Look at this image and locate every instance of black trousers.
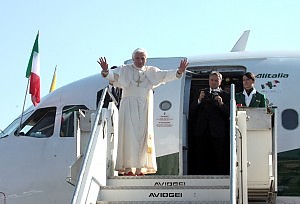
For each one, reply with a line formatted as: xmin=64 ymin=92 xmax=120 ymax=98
xmin=188 ymin=133 xmax=229 ymax=175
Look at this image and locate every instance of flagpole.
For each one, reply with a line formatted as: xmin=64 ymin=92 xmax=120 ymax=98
xmin=49 ymin=65 xmax=57 ymax=93
xmin=18 ymin=31 xmax=40 ymax=135
xmin=17 ymin=77 xmax=30 ymax=135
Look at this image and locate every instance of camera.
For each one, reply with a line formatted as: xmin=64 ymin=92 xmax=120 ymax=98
xmin=202 ymin=91 xmax=219 ymax=105
xmin=210 ymin=91 xmax=219 ymax=100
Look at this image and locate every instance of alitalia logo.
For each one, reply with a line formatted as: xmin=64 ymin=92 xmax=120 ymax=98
xmin=256 ymin=73 xmax=289 ymax=78
xmin=257 ymin=73 xmax=288 ymax=89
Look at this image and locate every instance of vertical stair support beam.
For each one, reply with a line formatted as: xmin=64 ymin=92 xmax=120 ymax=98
xmin=230 ymin=84 xmax=237 ymax=204
xmin=273 ymin=108 xmax=278 ymax=195
xmin=71 ymin=87 xmax=108 ymax=204
xmin=237 ymin=111 xmax=248 ymax=204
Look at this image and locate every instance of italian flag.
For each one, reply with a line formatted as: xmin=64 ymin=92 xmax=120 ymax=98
xmin=26 ymin=32 xmax=40 ymax=106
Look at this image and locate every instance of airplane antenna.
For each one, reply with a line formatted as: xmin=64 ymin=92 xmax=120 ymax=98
xmin=231 ymin=30 xmax=250 ymax=52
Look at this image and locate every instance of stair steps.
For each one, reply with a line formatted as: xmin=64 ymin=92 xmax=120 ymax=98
xmin=97 ymin=175 xmax=230 ymax=203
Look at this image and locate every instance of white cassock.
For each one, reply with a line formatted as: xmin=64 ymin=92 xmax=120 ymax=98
xmin=104 ymin=64 xmax=181 ymax=174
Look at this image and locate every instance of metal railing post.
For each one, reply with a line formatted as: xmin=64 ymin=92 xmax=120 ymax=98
xmin=230 ymin=84 xmax=237 ymax=204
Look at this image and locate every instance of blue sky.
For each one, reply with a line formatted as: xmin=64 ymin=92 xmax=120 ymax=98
xmin=1 ymin=0 xmax=300 ymax=129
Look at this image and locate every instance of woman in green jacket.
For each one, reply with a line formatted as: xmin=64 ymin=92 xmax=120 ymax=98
xmin=236 ymin=72 xmax=266 ymax=107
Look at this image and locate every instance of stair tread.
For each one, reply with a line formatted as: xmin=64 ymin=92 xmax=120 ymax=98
xmin=108 ymin=175 xmax=230 ymax=179
xmin=101 ymin=185 xmax=229 ymax=189
xmin=97 ymin=201 xmax=230 ymax=204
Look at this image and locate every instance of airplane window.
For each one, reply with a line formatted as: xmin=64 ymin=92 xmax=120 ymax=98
xmin=0 ymin=110 xmax=33 ymax=138
xmin=282 ymin=109 xmax=298 ymax=130
xmin=60 ymin=105 xmax=88 ymax=137
xmin=16 ymin=107 xmax=56 ymax=138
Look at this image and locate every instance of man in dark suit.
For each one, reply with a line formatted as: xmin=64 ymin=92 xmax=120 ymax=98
xmin=236 ymin=72 xmax=266 ymax=107
xmin=189 ymin=71 xmax=230 ymax=175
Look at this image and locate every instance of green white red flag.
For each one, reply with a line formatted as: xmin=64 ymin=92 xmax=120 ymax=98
xmin=26 ymin=32 xmax=40 ymax=106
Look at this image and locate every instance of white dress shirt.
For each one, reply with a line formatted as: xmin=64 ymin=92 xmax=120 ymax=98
xmin=243 ymin=88 xmax=256 ymax=107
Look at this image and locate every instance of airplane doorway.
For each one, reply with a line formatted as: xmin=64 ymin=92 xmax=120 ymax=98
xmin=185 ymin=67 xmax=245 ymax=175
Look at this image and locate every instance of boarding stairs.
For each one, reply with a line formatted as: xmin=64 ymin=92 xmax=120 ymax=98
xmin=97 ymin=175 xmax=230 ymax=203
xmin=69 ymin=85 xmax=277 ymax=204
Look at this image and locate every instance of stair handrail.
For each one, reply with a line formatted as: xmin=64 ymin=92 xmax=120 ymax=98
xmin=71 ymin=86 xmax=108 ymax=204
xmin=230 ymin=84 xmax=237 ymax=204
xmin=107 ymin=86 xmax=119 ymax=107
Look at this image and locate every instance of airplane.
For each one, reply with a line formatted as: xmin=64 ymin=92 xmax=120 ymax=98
xmin=0 ymin=30 xmax=300 ymax=203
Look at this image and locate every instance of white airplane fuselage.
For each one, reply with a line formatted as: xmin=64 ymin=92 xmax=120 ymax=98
xmin=1 ymin=51 xmax=300 ymax=203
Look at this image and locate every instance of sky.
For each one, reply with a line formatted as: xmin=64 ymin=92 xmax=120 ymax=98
xmin=1 ymin=0 xmax=300 ymax=129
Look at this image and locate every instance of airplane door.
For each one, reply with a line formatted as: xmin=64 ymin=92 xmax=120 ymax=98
xmin=142 ymin=57 xmax=187 ymax=175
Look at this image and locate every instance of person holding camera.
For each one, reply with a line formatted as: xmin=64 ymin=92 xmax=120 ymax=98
xmin=189 ymin=71 xmax=230 ymax=175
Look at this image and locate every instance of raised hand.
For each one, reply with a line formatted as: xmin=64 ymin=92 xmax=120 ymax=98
xmin=178 ymin=58 xmax=189 ymax=74
xmin=97 ymin=57 xmax=109 ymax=71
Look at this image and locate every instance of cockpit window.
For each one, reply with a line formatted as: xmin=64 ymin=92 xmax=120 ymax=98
xmin=0 ymin=110 xmax=33 ymax=138
xmin=15 ymin=107 xmax=56 ymax=138
xmin=60 ymin=105 xmax=88 ymax=137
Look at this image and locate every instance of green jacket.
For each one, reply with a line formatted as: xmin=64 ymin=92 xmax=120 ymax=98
xmin=235 ymin=91 xmax=266 ymax=107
